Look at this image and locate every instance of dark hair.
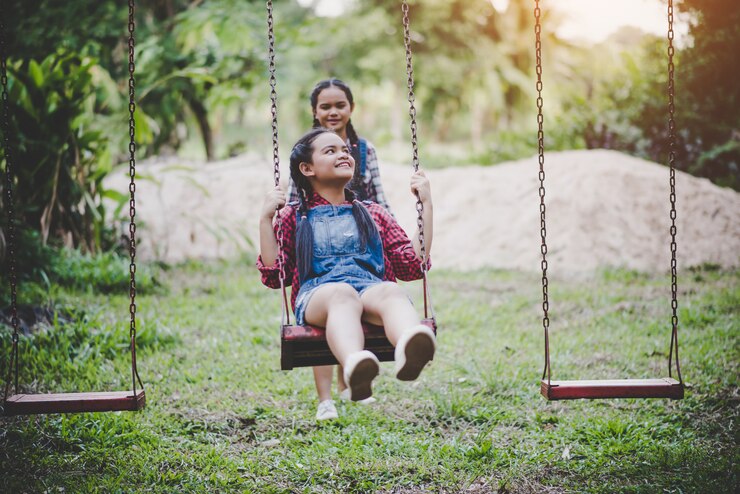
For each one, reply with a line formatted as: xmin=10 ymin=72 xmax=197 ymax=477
xmin=289 ymin=127 xmax=381 ymax=282
xmin=310 ymin=78 xmax=368 ymax=200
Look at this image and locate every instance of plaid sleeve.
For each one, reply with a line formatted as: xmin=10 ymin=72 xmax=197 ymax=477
xmin=256 ymin=205 xmax=296 ymax=289
xmin=287 ymin=177 xmax=301 ymax=204
xmin=364 ymin=142 xmax=394 ymax=216
xmin=369 ymin=203 xmax=429 ymax=281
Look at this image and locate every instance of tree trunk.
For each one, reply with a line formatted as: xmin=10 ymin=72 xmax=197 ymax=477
xmin=187 ymin=96 xmax=214 ymax=162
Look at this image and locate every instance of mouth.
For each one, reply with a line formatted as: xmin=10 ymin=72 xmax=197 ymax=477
xmin=335 ymin=161 xmax=351 ymax=168
xmin=326 ymin=119 xmax=342 ymax=125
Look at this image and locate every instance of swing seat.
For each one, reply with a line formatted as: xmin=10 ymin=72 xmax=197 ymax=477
xmin=3 ymin=390 xmax=146 ymax=416
xmin=281 ymin=318 xmax=436 ymax=370
xmin=540 ymin=378 xmax=683 ymax=400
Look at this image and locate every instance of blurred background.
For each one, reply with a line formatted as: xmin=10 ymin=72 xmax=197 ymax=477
xmin=0 ymin=0 xmax=737 ymax=271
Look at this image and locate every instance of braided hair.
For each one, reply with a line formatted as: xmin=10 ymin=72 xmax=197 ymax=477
xmin=290 ymin=128 xmax=381 ymax=283
xmin=310 ymin=78 xmax=369 ymax=200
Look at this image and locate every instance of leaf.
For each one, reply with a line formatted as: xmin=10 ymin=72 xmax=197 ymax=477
xmin=28 ymin=60 xmax=44 ymax=88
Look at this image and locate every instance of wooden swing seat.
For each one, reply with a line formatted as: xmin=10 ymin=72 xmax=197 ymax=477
xmin=3 ymin=389 xmax=146 ymax=416
xmin=541 ymin=378 xmax=683 ymax=400
xmin=281 ymin=318 xmax=436 ymax=370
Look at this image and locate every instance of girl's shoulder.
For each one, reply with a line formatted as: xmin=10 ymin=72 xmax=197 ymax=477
xmin=277 ymin=202 xmax=300 ymax=222
xmin=363 ymin=200 xmax=392 ymax=222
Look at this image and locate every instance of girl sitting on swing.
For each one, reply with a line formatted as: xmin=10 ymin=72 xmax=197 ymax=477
xmin=290 ymin=78 xmax=392 ymax=417
xmin=258 ymin=127 xmax=436 ymax=405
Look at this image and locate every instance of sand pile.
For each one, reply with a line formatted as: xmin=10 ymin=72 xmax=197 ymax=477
xmin=106 ymin=149 xmax=740 ymax=274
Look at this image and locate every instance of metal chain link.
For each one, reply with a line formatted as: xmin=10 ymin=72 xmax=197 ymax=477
xmin=666 ymin=0 xmax=682 ymax=382
xmin=534 ymin=0 xmax=551 ymax=382
xmin=266 ymin=0 xmax=290 ymax=324
xmin=401 ymin=3 xmax=426 ymax=252
xmin=128 ymin=0 xmax=143 ymax=392
xmin=402 ymin=0 xmax=432 ymax=318
xmin=1 ymin=5 xmax=20 ymax=400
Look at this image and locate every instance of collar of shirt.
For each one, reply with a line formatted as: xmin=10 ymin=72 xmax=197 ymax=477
xmin=305 ymin=190 xmax=354 ymax=207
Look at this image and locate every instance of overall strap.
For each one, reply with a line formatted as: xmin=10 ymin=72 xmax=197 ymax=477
xmin=358 ymin=138 xmax=368 ymax=176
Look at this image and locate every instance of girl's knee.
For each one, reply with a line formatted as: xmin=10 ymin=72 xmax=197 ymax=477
xmin=327 ymin=283 xmax=362 ymax=305
xmin=369 ymin=282 xmax=408 ymax=301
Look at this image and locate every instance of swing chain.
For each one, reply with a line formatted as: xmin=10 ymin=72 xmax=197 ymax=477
xmin=127 ymin=0 xmax=143 ymax=392
xmin=401 ymin=1 xmax=427 ymax=268
xmin=534 ymin=0 xmax=551 ymax=382
xmin=266 ymin=0 xmax=290 ymax=324
xmin=1 ymin=7 xmax=20 ymax=400
xmin=666 ymin=0 xmax=681 ymax=382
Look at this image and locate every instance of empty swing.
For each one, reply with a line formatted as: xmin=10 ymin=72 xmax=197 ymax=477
xmin=2 ymin=1 xmax=145 ymax=415
xmin=533 ymin=0 xmax=684 ymax=400
xmin=265 ymin=0 xmax=437 ymax=371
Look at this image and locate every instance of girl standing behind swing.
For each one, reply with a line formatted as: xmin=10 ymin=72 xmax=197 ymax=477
xmin=289 ymin=78 xmax=392 ymax=212
xmin=288 ymin=79 xmax=393 ymax=419
xmin=259 ymin=128 xmax=436 ymax=419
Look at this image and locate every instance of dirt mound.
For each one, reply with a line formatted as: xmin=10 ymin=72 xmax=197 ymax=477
xmin=106 ymin=149 xmax=740 ymax=274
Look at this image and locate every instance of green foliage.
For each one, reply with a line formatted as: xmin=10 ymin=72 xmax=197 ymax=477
xmin=0 ymin=245 xmax=161 ymax=308
xmin=0 ymin=304 xmax=177 ymax=395
xmin=134 ymin=1 xmax=266 ymax=160
xmin=0 ymin=50 xmax=123 ymax=254
xmin=676 ymin=0 xmax=740 ymax=189
xmin=552 ymin=2 xmax=740 ymax=189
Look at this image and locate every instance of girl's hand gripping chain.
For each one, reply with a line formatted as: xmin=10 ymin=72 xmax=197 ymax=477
xmin=410 ymin=169 xmax=431 ymax=205
xmin=259 ymin=186 xmax=287 ymax=267
xmin=261 ymin=186 xmax=287 ymax=221
xmin=409 ymin=169 xmax=433 ymax=262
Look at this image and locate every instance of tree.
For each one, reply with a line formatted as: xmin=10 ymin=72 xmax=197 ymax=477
xmin=677 ymin=0 xmax=740 ymax=189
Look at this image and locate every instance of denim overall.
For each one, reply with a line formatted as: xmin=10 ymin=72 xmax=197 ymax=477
xmin=294 ymin=203 xmax=385 ymax=325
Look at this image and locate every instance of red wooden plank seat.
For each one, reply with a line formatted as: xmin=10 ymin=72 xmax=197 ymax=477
xmin=3 ymin=390 xmax=146 ymax=416
xmin=281 ymin=318 xmax=436 ymax=370
xmin=541 ymin=378 xmax=684 ymax=400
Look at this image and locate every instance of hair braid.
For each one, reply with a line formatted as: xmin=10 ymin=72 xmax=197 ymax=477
xmin=345 ymin=120 xmax=368 ymax=200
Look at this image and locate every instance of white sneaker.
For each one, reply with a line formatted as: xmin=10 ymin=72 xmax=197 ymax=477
xmin=342 ymin=350 xmax=380 ymax=401
xmin=339 ymin=388 xmax=377 ymax=404
xmin=315 ymin=399 xmax=338 ymax=421
xmin=394 ymin=325 xmax=436 ymax=381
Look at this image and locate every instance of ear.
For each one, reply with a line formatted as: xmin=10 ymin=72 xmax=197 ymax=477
xmin=299 ymin=161 xmax=315 ymax=177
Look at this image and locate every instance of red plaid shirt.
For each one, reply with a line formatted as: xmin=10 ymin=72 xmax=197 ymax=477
xmin=257 ymin=191 xmax=429 ymax=312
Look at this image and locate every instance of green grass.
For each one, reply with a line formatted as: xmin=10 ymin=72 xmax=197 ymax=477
xmin=1 ymin=259 xmax=737 ymax=493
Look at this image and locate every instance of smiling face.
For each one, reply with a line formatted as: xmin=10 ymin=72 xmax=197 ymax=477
xmin=299 ymin=131 xmax=355 ymax=187
xmin=313 ymin=86 xmax=354 ymax=138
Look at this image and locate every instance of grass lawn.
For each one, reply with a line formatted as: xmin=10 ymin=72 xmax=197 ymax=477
xmin=1 ymin=259 xmax=738 ymax=493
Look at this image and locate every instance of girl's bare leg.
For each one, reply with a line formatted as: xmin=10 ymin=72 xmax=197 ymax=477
xmin=360 ymin=282 xmax=420 ymax=345
xmin=303 ymin=283 xmax=365 ymax=365
xmin=312 ymin=366 xmax=334 ymax=403
xmin=337 ymin=365 xmax=347 ymax=393
xmin=361 ymin=282 xmax=435 ymax=381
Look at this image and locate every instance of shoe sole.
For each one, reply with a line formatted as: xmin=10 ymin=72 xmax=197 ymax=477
xmin=348 ymin=357 xmax=379 ymax=402
xmin=396 ymin=332 xmax=435 ymax=381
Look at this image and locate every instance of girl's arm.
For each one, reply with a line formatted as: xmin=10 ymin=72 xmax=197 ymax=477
xmin=259 ymin=186 xmax=286 ymax=266
xmin=410 ymin=170 xmax=433 ymax=261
